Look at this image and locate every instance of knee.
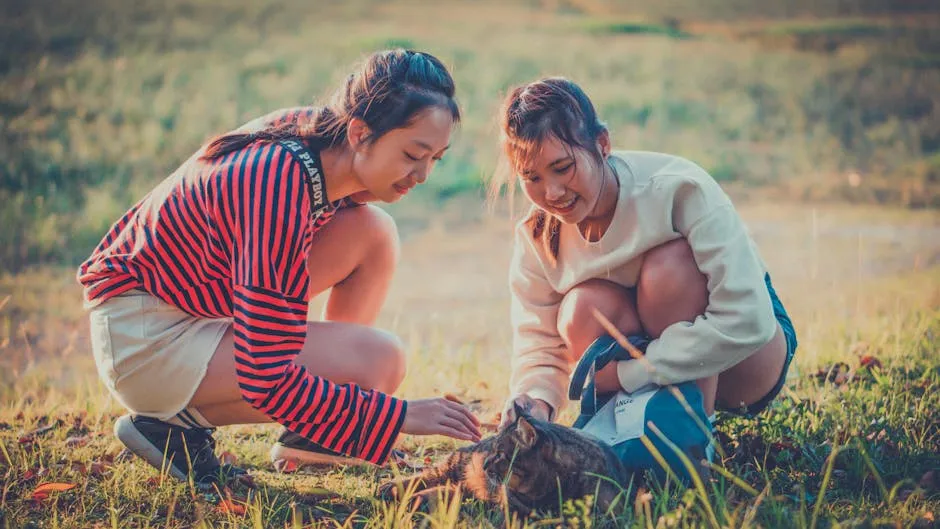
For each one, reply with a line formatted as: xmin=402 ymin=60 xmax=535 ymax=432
xmin=358 ymin=205 xmax=401 ymax=266
xmin=362 ymin=329 xmax=407 ymax=394
xmin=557 ymin=279 xmax=638 ymax=351
xmin=639 ymin=239 xmax=703 ymax=294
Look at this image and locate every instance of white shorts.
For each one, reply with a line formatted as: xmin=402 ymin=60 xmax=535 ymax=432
xmin=88 ymin=289 xmax=231 ymax=421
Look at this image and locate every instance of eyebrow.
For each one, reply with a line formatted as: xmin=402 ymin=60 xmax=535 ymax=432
xmin=519 ymin=156 xmax=573 ymax=176
xmin=413 ymin=140 xmax=450 ymax=152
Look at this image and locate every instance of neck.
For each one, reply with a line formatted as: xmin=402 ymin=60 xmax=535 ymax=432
xmin=588 ymin=159 xmax=620 ymax=221
xmin=576 ymin=159 xmax=619 ymax=241
xmin=318 ymin=143 xmax=366 ymax=202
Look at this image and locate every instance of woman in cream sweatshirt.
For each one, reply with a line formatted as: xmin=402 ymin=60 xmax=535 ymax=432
xmin=494 ymin=77 xmax=797 ymax=427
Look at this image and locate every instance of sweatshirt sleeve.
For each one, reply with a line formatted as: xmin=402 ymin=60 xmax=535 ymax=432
xmin=616 ymin=176 xmax=778 ymax=393
xmin=229 ymin=144 xmax=406 ymax=464
xmin=507 ymin=222 xmax=570 ymax=417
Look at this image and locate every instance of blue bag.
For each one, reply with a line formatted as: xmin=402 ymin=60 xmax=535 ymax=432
xmin=568 ymin=334 xmax=713 ymax=484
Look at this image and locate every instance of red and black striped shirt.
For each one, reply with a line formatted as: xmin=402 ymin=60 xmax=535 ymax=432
xmin=77 ymin=108 xmax=406 ymax=464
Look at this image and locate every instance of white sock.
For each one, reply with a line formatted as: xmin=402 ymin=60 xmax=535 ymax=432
xmin=165 ymin=407 xmax=214 ymax=429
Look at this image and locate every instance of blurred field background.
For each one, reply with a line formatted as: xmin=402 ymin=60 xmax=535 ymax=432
xmin=2 ymin=0 xmax=940 ymax=270
xmin=1 ymin=0 xmax=939 ymax=527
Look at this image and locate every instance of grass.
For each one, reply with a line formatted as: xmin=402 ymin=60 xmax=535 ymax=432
xmin=1 ymin=0 xmax=939 ymax=525
xmin=1 ymin=200 xmax=938 ymax=528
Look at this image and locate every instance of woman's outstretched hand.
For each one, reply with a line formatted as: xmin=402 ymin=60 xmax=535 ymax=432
xmin=499 ymin=394 xmax=552 ymax=431
xmin=401 ymin=397 xmax=482 ymax=442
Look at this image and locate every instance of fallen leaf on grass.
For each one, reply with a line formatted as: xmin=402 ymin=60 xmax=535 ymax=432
xmin=216 ymin=499 xmax=246 ymax=516
xmin=219 ymin=451 xmax=238 ymax=466
xmin=91 ymin=461 xmax=111 ymax=475
xmin=859 ymin=354 xmax=883 ymax=371
xmin=18 ymin=421 xmax=61 ymax=445
xmin=31 ymin=482 xmax=76 ymax=501
xmin=65 ymin=435 xmax=89 ymax=448
xmin=22 ymin=469 xmax=37 ymax=481
xmin=813 ymin=362 xmax=851 ymax=385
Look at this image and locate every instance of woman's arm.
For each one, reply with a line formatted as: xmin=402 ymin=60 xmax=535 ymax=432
xmin=616 ymin=174 xmax=777 ymax=393
xmin=506 ymin=223 xmax=570 ymax=419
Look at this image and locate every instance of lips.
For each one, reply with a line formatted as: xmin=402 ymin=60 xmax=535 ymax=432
xmin=393 ymin=182 xmax=414 ymax=195
xmin=549 ymin=195 xmax=578 ymax=214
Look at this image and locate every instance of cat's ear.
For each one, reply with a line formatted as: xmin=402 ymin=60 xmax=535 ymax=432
xmin=513 ymin=402 xmax=528 ymax=420
xmin=512 ymin=414 xmax=538 ymax=450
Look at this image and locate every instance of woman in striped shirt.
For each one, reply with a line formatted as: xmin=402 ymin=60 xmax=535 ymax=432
xmin=78 ymin=49 xmax=481 ymax=486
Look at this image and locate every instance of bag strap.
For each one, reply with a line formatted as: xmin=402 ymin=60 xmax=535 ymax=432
xmin=568 ymin=333 xmax=651 ymax=429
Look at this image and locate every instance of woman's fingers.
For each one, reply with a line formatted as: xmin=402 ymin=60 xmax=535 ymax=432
xmin=438 ymin=418 xmax=478 ymax=441
xmin=446 ymin=403 xmax=481 ymax=438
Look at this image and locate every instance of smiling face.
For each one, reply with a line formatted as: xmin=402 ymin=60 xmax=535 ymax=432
xmin=350 ymin=106 xmax=454 ymax=203
xmin=515 ymin=133 xmax=610 ymax=225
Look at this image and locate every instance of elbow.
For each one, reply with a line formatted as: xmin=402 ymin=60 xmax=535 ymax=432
xmin=747 ymin=310 xmax=778 ymax=352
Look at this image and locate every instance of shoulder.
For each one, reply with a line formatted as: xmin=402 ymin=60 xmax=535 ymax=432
xmin=232 ymin=106 xmax=319 ymax=133
xmin=208 ymin=142 xmax=304 ymax=196
xmin=613 ymin=150 xmax=730 ymax=209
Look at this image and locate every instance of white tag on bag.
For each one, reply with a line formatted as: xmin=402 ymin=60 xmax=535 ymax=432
xmin=580 ymin=387 xmax=657 ymax=445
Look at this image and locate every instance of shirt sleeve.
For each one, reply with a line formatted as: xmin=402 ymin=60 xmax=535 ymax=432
xmin=616 ymin=176 xmax=778 ymax=393
xmin=228 ymin=145 xmax=406 ymax=464
xmin=507 ymin=222 xmax=570 ymax=417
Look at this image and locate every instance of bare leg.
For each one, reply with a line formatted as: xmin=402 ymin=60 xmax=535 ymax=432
xmin=557 ymin=279 xmax=643 ymax=393
xmin=635 ymin=238 xmax=788 ymax=415
xmin=188 ymin=205 xmax=405 ymax=425
xmin=634 ymin=239 xmax=716 ymax=414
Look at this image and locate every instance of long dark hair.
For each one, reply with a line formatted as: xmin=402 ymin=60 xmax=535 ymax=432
xmin=493 ymin=77 xmax=607 ymax=264
xmin=200 ymin=49 xmax=460 ymax=160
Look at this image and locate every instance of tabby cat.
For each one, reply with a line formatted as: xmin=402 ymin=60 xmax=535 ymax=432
xmin=377 ymin=404 xmax=636 ymax=516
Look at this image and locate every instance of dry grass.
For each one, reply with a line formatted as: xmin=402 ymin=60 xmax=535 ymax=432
xmin=1 ymin=198 xmax=938 ymax=527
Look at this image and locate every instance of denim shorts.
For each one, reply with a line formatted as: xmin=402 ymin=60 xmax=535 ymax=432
xmin=718 ymin=273 xmax=798 ymax=418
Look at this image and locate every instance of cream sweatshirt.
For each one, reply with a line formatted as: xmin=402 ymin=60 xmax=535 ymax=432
xmin=508 ymin=150 xmax=778 ymax=417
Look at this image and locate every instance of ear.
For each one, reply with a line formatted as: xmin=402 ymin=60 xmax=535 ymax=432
xmin=512 ymin=414 xmax=538 ymax=450
xmin=346 ymin=117 xmax=373 ymax=150
xmin=596 ymin=129 xmax=611 ymax=158
xmin=513 ymin=401 xmax=528 ymax=421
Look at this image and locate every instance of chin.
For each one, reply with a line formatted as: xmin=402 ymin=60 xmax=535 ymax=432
xmin=548 ymin=208 xmax=585 ymax=225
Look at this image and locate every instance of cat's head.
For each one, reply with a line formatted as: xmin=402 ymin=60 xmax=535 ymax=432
xmin=481 ymin=403 xmax=581 ymax=512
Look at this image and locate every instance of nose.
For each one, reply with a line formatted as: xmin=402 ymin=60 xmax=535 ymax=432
xmin=412 ymin=163 xmax=430 ymax=185
xmin=545 ymin=181 xmax=565 ymax=201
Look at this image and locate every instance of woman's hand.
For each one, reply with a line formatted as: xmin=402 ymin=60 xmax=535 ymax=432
xmin=499 ymin=394 xmax=552 ymax=431
xmin=401 ymin=397 xmax=482 ymax=442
